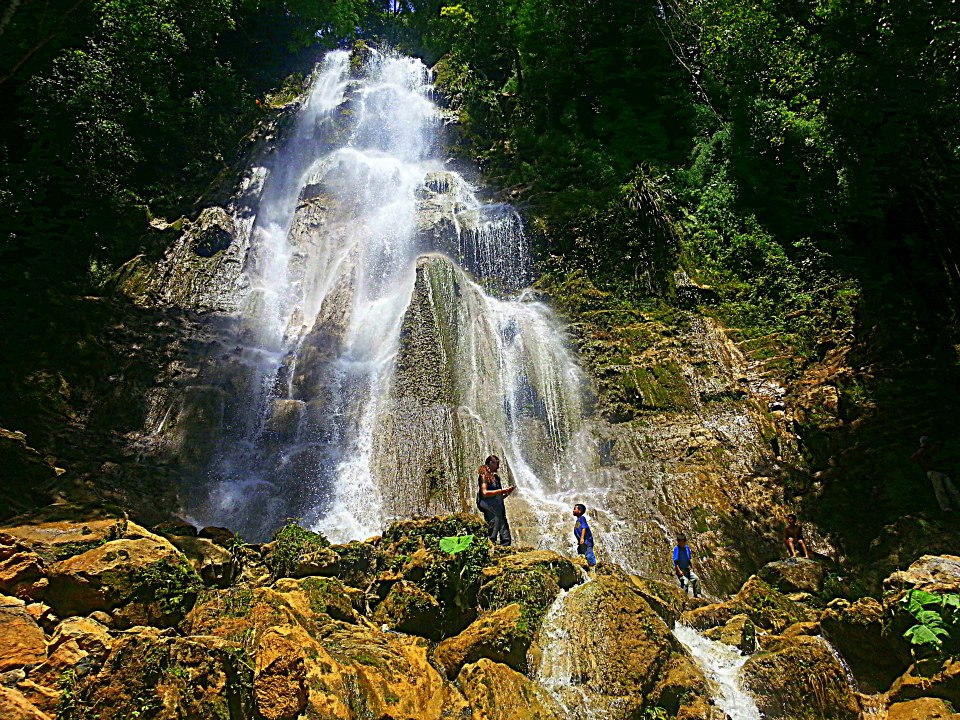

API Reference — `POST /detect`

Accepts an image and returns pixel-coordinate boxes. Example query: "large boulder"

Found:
[0,595,46,672]
[703,613,756,654]
[45,537,198,626]
[434,603,529,678]
[458,658,564,720]
[757,559,825,595]
[682,575,812,633]
[741,635,860,720]
[647,653,716,719]
[888,657,960,708]
[883,555,960,598]
[533,566,675,719]
[372,580,443,640]
[819,596,908,693]
[168,535,236,587]
[626,574,692,628]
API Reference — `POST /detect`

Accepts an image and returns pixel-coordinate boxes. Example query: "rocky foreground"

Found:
[0,505,958,720]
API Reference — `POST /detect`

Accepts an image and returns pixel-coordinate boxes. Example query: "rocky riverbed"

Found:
[1,505,958,720]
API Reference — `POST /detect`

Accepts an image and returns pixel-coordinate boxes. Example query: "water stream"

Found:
[673,625,762,720]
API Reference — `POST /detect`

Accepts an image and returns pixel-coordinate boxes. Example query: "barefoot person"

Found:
[477,455,514,546]
[572,503,596,567]
[784,514,810,559]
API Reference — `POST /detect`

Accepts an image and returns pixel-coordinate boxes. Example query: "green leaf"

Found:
[904,589,944,615]
[904,624,945,648]
[914,609,948,629]
[439,534,475,555]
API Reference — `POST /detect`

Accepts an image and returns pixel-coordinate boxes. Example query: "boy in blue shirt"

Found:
[673,533,701,597]
[572,504,596,567]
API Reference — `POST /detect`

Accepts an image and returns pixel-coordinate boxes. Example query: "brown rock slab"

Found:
[888,657,960,708]
[254,629,308,720]
[741,635,860,720]
[757,558,825,594]
[434,603,528,678]
[886,697,960,720]
[0,595,47,672]
[458,658,564,720]
[0,685,50,720]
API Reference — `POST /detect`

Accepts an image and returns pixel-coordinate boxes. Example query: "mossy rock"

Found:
[373,580,443,641]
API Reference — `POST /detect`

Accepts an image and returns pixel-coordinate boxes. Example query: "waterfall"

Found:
[176,47,633,553]
[673,625,762,720]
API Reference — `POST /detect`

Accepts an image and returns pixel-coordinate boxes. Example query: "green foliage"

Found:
[56,669,78,720]
[900,590,960,657]
[132,556,203,616]
[221,585,254,618]
[267,520,331,579]
[438,534,475,554]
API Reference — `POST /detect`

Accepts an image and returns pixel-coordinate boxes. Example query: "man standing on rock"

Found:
[477,455,514,545]
[673,533,701,597]
[572,503,596,567]
[784,514,810,559]
[911,436,960,512]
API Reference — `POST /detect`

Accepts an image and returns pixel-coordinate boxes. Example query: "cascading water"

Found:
[180,46,630,556]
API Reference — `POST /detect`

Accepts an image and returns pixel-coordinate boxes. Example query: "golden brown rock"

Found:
[886,697,960,720]
[0,685,50,720]
[372,579,442,639]
[254,629,308,720]
[434,603,528,678]
[536,568,675,718]
[648,652,714,718]
[0,595,47,672]
[0,536,45,599]
[67,629,252,720]
[888,657,960,708]
[741,635,860,720]
[458,658,564,720]
[45,536,181,617]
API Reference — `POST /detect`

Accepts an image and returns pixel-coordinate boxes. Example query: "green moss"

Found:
[267,520,330,579]
[353,650,384,668]
[131,556,203,616]
[222,586,254,618]
[53,538,108,560]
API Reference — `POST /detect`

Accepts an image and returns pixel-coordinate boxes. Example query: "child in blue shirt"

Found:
[673,533,701,597]
[572,504,596,567]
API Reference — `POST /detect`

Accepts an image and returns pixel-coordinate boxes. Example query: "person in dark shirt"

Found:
[572,503,596,567]
[784,514,810,559]
[476,455,514,545]
[911,436,960,512]
[672,533,701,597]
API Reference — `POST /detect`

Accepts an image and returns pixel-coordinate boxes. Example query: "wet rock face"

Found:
[819,596,907,693]
[458,658,565,720]
[741,635,861,720]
